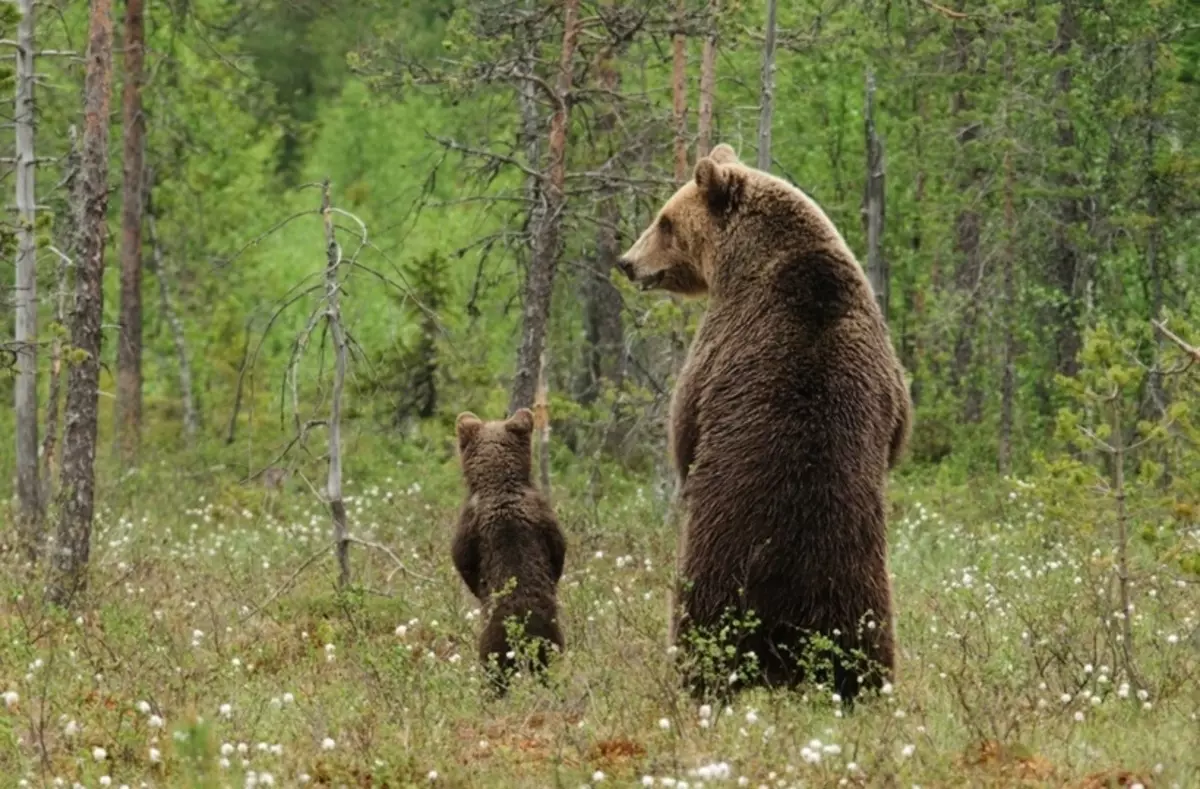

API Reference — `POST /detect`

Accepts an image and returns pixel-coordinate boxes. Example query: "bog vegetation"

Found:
[1,0,1198,787]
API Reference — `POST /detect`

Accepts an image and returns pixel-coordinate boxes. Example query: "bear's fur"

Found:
[617,144,912,701]
[452,408,566,693]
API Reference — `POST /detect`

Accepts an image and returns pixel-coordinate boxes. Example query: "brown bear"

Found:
[617,143,911,701]
[452,408,566,694]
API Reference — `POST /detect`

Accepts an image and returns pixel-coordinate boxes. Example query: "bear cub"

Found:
[452,408,566,693]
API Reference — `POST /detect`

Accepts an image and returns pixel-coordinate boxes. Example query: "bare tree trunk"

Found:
[48,0,114,609]
[695,0,719,160]
[146,183,198,443]
[862,69,887,322]
[225,325,251,445]
[672,0,688,182]
[1143,38,1166,420]
[756,0,778,171]
[13,0,43,560]
[509,0,581,413]
[321,181,351,589]
[116,0,146,461]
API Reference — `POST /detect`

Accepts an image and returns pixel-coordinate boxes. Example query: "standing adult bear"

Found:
[617,144,911,701]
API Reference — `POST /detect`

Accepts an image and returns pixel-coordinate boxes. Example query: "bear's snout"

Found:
[616,257,636,280]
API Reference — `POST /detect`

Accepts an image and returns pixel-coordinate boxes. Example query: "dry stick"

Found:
[321,180,351,589]
[344,537,437,585]
[240,544,332,623]
[1152,320,1200,364]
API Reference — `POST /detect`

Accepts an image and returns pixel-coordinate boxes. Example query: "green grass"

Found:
[1,434,1197,789]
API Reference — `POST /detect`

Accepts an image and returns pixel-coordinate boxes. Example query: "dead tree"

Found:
[49,0,114,608]
[695,0,720,159]
[116,0,147,460]
[756,0,778,170]
[862,69,887,321]
[12,0,42,558]
[509,0,582,414]
[320,181,351,588]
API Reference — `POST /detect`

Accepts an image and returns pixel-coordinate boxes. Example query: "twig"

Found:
[345,536,437,584]
[921,0,968,19]
[240,544,332,622]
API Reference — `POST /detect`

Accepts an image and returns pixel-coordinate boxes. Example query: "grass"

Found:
[1,434,1197,789]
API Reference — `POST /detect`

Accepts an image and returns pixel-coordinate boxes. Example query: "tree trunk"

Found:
[695,0,719,160]
[580,48,625,406]
[949,7,983,424]
[672,0,688,182]
[999,148,1016,474]
[48,0,114,608]
[756,0,778,171]
[146,182,199,443]
[13,0,43,560]
[509,0,581,413]
[1143,38,1167,420]
[321,181,351,589]
[1050,0,1083,381]
[862,69,887,322]
[116,0,146,461]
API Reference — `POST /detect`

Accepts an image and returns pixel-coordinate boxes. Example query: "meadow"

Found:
[2,436,1196,788]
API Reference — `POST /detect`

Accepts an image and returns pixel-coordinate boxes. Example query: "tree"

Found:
[116,0,146,460]
[756,0,778,170]
[862,69,886,321]
[508,0,581,414]
[672,0,688,182]
[12,0,42,559]
[695,0,719,159]
[48,0,114,608]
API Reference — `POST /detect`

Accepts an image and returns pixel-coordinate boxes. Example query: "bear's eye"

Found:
[657,215,673,237]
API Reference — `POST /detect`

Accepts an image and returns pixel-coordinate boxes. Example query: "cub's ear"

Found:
[694,157,741,213]
[707,143,740,165]
[456,412,483,451]
[507,407,534,436]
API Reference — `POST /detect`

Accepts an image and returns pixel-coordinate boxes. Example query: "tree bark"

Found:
[695,0,719,160]
[116,0,146,461]
[48,0,114,608]
[756,0,778,171]
[13,0,43,560]
[672,0,688,182]
[321,180,351,589]
[145,182,199,443]
[1143,38,1167,421]
[862,69,887,322]
[509,0,581,413]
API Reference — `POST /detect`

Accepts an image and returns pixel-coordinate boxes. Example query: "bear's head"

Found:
[455,408,535,492]
[617,143,745,296]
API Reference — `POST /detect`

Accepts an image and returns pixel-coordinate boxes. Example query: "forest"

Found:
[1,0,1199,786]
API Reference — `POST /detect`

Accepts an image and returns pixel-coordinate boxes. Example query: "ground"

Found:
[1,440,1196,789]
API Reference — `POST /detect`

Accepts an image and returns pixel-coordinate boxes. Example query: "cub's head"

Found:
[617,143,744,296]
[455,408,535,491]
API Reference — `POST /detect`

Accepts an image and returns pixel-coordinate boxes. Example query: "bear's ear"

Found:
[707,144,740,165]
[694,157,741,213]
[456,412,483,451]
[506,407,534,436]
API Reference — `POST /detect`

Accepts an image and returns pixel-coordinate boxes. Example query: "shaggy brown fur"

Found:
[617,144,912,701]
[452,408,566,693]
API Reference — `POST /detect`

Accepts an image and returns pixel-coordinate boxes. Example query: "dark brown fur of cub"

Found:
[452,408,566,693]
[618,144,912,702]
